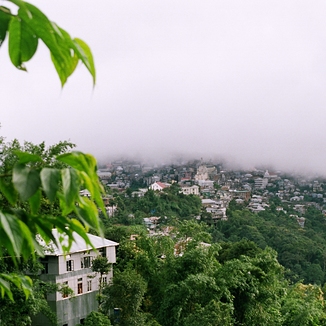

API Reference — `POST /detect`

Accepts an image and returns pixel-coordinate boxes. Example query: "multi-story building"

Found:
[33,229,118,326]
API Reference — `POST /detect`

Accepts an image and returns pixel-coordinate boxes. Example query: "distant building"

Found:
[149,182,170,191]
[195,165,209,181]
[254,177,268,189]
[180,185,199,195]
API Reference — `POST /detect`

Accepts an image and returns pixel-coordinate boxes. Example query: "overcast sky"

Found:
[1,0,326,174]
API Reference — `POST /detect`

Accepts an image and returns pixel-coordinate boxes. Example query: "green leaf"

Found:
[61,168,79,212]
[8,15,38,70]
[0,274,33,300]
[40,168,60,202]
[0,6,11,47]
[76,196,100,229]
[0,177,17,205]
[57,151,89,172]
[0,211,21,261]
[28,188,41,215]
[50,24,79,86]
[13,163,41,201]
[73,38,96,84]
[14,151,42,164]
[0,276,13,301]
[17,219,41,259]
[50,26,96,85]
[15,3,73,85]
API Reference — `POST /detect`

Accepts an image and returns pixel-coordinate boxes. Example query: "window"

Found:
[66,260,74,271]
[87,280,92,292]
[102,276,107,285]
[41,262,49,274]
[99,247,106,258]
[77,278,83,294]
[80,319,85,325]
[62,281,69,298]
[81,256,92,269]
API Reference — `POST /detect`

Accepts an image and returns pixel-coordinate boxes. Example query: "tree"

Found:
[92,256,112,307]
[80,311,111,326]
[0,0,95,86]
[0,146,106,299]
[0,0,101,300]
[102,269,147,326]
[0,256,57,325]
[281,283,326,326]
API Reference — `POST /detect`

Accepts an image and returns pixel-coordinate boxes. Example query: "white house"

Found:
[180,185,199,195]
[33,229,118,326]
[149,181,170,191]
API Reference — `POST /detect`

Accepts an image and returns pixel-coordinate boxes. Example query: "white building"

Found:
[180,185,199,195]
[195,165,209,181]
[254,177,268,189]
[33,230,118,326]
[149,181,170,191]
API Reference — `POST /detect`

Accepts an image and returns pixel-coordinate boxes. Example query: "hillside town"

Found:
[97,159,326,229]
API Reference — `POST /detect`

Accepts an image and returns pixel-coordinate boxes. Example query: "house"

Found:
[149,181,170,191]
[33,229,118,326]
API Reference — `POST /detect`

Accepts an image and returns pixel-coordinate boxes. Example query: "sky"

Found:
[1,0,326,175]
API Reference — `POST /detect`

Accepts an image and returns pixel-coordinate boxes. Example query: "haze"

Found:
[1,1,326,175]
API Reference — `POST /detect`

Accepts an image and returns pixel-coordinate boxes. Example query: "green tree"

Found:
[0,148,106,299]
[92,256,112,306]
[81,311,112,326]
[0,256,57,325]
[102,269,147,326]
[281,283,326,326]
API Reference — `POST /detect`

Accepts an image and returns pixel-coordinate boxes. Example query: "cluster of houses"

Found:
[97,159,326,226]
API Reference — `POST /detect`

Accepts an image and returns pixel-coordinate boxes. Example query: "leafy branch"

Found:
[0,0,95,86]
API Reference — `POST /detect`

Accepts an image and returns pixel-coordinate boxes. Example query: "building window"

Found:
[102,276,107,285]
[66,260,74,271]
[81,256,92,269]
[80,319,85,325]
[87,280,92,292]
[99,247,106,258]
[62,281,69,298]
[77,278,83,294]
[41,262,49,274]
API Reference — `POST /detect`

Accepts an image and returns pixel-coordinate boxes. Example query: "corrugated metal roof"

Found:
[41,229,118,256]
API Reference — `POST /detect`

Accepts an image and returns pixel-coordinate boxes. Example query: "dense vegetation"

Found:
[92,186,326,325]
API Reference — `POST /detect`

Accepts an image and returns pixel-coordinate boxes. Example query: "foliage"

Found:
[81,311,112,326]
[0,256,57,326]
[110,186,202,225]
[0,280,57,326]
[92,256,112,306]
[0,0,95,86]
[218,205,326,284]
[102,269,147,326]
[281,283,326,326]
[0,138,106,299]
